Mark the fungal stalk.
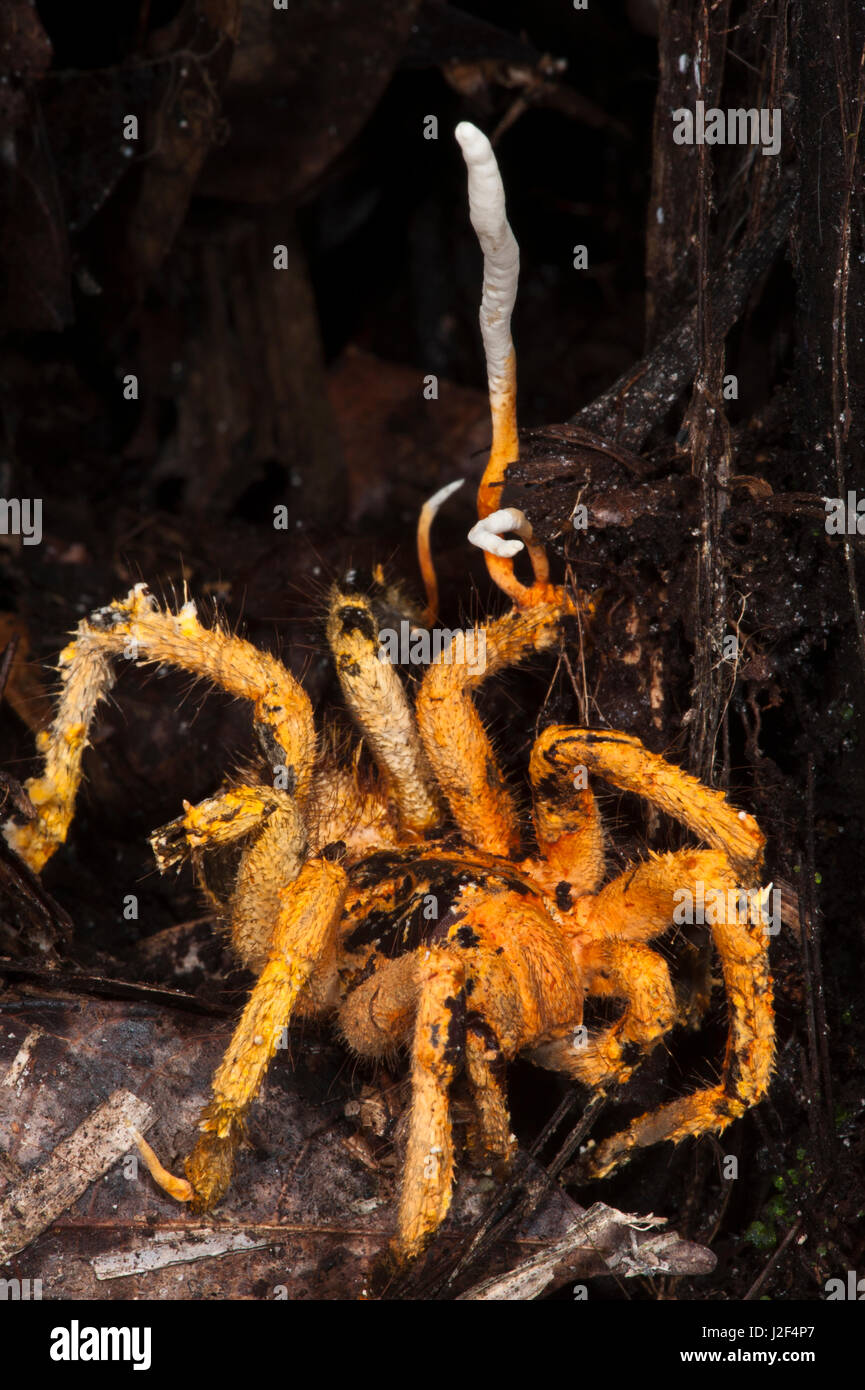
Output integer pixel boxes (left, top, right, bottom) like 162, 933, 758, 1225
456, 122, 549, 602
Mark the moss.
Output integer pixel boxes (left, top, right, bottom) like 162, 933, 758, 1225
745, 1220, 777, 1251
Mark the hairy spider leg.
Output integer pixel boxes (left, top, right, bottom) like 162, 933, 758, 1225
150, 784, 287, 871
415, 596, 569, 858
530, 850, 736, 1089
138, 852, 347, 1210
396, 947, 466, 1261
327, 586, 441, 834
152, 753, 403, 885
339, 880, 582, 1262
580, 855, 774, 1180
537, 728, 766, 880
153, 791, 309, 971
521, 725, 606, 899
526, 726, 772, 1176
4, 584, 316, 873
464, 1018, 515, 1168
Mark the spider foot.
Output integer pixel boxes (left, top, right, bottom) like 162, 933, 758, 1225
150, 786, 282, 872
577, 1085, 749, 1184
134, 1105, 243, 1212
182, 1104, 244, 1212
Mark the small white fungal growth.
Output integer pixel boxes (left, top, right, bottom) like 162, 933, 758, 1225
454, 122, 519, 405
421, 477, 465, 518
468, 507, 533, 559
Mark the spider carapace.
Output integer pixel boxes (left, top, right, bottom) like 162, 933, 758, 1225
4, 123, 773, 1265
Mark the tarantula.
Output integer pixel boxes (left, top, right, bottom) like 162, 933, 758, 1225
3, 123, 774, 1265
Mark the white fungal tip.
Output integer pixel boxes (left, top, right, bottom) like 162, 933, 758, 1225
423, 478, 465, 515
468, 507, 533, 558
455, 121, 490, 162
454, 121, 519, 396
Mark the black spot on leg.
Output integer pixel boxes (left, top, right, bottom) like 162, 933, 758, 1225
620, 1040, 642, 1067
534, 773, 560, 801
89, 604, 133, 631
577, 731, 634, 748
321, 840, 346, 862
555, 881, 574, 911
466, 1013, 506, 1083
255, 721, 289, 773
442, 990, 467, 1067
498, 875, 531, 896
455, 925, 481, 949
337, 604, 377, 643
725, 1048, 746, 1099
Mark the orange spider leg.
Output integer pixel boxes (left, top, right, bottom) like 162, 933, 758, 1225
150, 783, 286, 872
532, 845, 774, 1176
531, 850, 708, 1088
396, 947, 466, 1262
453, 889, 582, 1168
5, 584, 316, 873
152, 788, 309, 971
227, 803, 310, 972
327, 587, 441, 834
521, 724, 606, 899
534, 727, 766, 879
584, 861, 774, 1179
415, 599, 567, 857
464, 1019, 515, 1168
530, 937, 676, 1092
139, 851, 347, 1211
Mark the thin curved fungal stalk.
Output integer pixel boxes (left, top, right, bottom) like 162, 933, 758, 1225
417, 478, 465, 625
455, 122, 550, 605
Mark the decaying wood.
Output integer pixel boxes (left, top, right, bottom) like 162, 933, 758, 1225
459, 1203, 715, 1300
0, 1088, 153, 1262
572, 176, 796, 452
